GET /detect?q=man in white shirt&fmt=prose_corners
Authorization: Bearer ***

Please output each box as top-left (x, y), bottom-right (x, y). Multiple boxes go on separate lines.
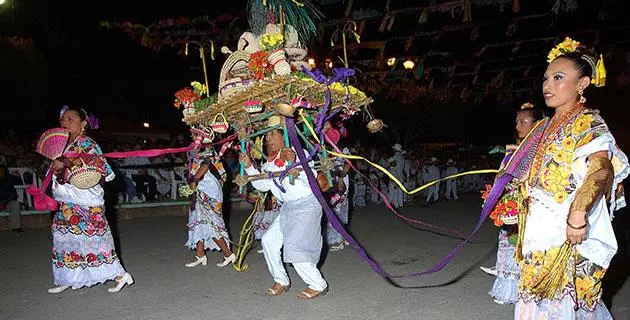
top-left (241, 116), bottom-right (327, 300)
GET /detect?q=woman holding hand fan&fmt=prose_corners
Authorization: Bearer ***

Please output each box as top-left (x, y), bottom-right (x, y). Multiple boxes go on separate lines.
top-left (43, 106), bottom-right (133, 294)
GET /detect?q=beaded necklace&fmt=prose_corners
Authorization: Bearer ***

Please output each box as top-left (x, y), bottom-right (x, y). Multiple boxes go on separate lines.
top-left (528, 102), bottom-right (584, 186)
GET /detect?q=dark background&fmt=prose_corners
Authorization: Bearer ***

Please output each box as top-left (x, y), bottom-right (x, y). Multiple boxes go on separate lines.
top-left (1, 0), bottom-right (629, 146)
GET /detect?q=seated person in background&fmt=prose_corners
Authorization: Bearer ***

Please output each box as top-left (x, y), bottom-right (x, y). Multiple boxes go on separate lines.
top-left (0, 165), bottom-right (22, 233)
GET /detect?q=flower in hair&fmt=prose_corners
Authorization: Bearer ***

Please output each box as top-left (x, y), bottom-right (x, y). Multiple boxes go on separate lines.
top-left (520, 102), bottom-right (534, 109)
top-left (547, 37), bottom-right (581, 63)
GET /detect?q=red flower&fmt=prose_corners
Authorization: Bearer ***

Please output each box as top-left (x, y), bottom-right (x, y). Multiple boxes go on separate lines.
top-left (86, 253), bottom-right (97, 263)
top-left (68, 215), bottom-right (80, 225)
top-left (70, 251), bottom-right (81, 262)
top-left (274, 158), bottom-right (286, 167)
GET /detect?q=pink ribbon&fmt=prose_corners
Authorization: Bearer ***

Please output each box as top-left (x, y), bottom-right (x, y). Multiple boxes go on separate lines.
top-left (66, 133), bottom-right (239, 160)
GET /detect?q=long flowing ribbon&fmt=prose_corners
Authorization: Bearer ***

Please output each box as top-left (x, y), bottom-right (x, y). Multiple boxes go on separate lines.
top-left (291, 110), bottom-right (545, 280)
top-left (324, 134), bottom-right (465, 237)
top-left (299, 110), bottom-right (498, 195)
top-left (66, 133), bottom-right (238, 159)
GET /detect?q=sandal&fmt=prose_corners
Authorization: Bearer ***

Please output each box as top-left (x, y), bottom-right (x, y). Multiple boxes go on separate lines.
top-left (266, 282), bottom-right (290, 296)
top-left (297, 287), bottom-right (328, 300)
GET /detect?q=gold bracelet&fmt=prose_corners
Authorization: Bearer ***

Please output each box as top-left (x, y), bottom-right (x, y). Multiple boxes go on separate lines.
top-left (566, 219), bottom-right (588, 230)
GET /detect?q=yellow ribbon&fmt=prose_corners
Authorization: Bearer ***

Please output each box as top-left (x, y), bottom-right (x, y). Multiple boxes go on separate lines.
top-left (232, 194), bottom-right (265, 272)
top-left (200, 48), bottom-right (210, 98)
top-left (592, 54), bottom-right (606, 87)
top-left (298, 110), bottom-right (499, 195)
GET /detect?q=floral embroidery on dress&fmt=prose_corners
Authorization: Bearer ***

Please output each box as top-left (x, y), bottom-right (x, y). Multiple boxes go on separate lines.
top-left (535, 110), bottom-right (608, 203)
top-left (519, 247), bottom-right (606, 311)
top-left (51, 249), bottom-right (118, 269)
top-left (52, 203), bottom-right (109, 237)
top-left (187, 191), bottom-right (226, 234)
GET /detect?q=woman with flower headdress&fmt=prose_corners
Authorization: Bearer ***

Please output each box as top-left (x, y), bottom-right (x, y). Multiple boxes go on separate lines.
top-left (479, 102), bottom-right (543, 305)
top-left (48, 106), bottom-right (133, 294)
top-left (515, 38), bottom-right (629, 319)
top-left (184, 147), bottom-right (235, 268)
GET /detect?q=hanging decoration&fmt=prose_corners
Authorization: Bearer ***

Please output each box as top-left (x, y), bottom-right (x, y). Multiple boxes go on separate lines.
top-left (330, 21), bottom-right (361, 68)
top-left (99, 14), bottom-right (239, 53)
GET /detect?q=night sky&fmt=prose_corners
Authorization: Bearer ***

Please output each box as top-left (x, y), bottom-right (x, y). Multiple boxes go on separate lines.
top-left (2, 0), bottom-right (629, 146)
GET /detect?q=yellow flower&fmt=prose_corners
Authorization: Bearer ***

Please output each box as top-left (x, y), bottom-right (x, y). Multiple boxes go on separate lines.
top-left (191, 81), bottom-right (207, 95)
top-left (561, 136), bottom-right (576, 152)
top-left (572, 115), bottom-right (592, 136)
top-left (553, 149), bottom-right (569, 164)
top-left (547, 37), bottom-right (581, 63)
top-left (540, 163), bottom-right (570, 195)
top-left (576, 276), bottom-right (595, 300)
top-left (260, 33), bottom-right (284, 49)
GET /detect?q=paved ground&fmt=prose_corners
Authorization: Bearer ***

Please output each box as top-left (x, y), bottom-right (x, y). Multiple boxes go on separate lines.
top-left (1, 194), bottom-right (628, 320)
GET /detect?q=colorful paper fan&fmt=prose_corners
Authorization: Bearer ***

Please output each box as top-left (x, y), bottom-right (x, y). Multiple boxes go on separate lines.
top-left (36, 128), bottom-right (70, 160)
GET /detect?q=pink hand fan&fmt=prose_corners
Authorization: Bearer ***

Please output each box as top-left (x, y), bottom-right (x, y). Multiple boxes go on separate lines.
top-left (36, 128), bottom-right (69, 160)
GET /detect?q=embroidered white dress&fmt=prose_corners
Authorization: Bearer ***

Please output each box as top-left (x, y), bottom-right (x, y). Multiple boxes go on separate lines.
top-left (516, 109), bottom-right (629, 319)
top-left (185, 156), bottom-right (230, 251)
top-left (51, 136), bottom-right (124, 288)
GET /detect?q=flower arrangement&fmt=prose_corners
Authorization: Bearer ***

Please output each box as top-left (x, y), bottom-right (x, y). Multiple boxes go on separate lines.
top-left (547, 37), bottom-right (581, 63)
top-left (481, 183), bottom-right (520, 227)
top-left (173, 87), bottom-right (200, 109)
top-left (190, 81), bottom-right (207, 96)
top-left (248, 51), bottom-right (274, 80)
top-left (259, 33), bottom-right (284, 51)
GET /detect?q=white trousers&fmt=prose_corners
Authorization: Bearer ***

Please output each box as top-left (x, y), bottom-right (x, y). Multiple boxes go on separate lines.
top-left (445, 181), bottom-right (458, 200)
top-left (387, 180), bottom-right (404, 208)
top-left (426, 184), bottom-right (440, 202)
top-left (261, 214), bottom-right (328, 291)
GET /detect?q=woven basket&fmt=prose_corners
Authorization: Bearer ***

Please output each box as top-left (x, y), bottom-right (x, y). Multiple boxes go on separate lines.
top-left (69, 165), bottom-right (102, 189)
top-left (243, 100), bottom-right (264, 113)
top-left (36, 128), bottom-right (70, 160)
top-left (367, 119), bottom-right (385, 133)
top-left (268, 49), bottom-right (291, 76)
top-left (210, 113), bottom-right (229, 133)
top-left (182, 102), bottom-right (196, 118)
top-left (219, 78), bottom-right (254, 100)
top-left (190, 126), bottom-right (215, 144)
